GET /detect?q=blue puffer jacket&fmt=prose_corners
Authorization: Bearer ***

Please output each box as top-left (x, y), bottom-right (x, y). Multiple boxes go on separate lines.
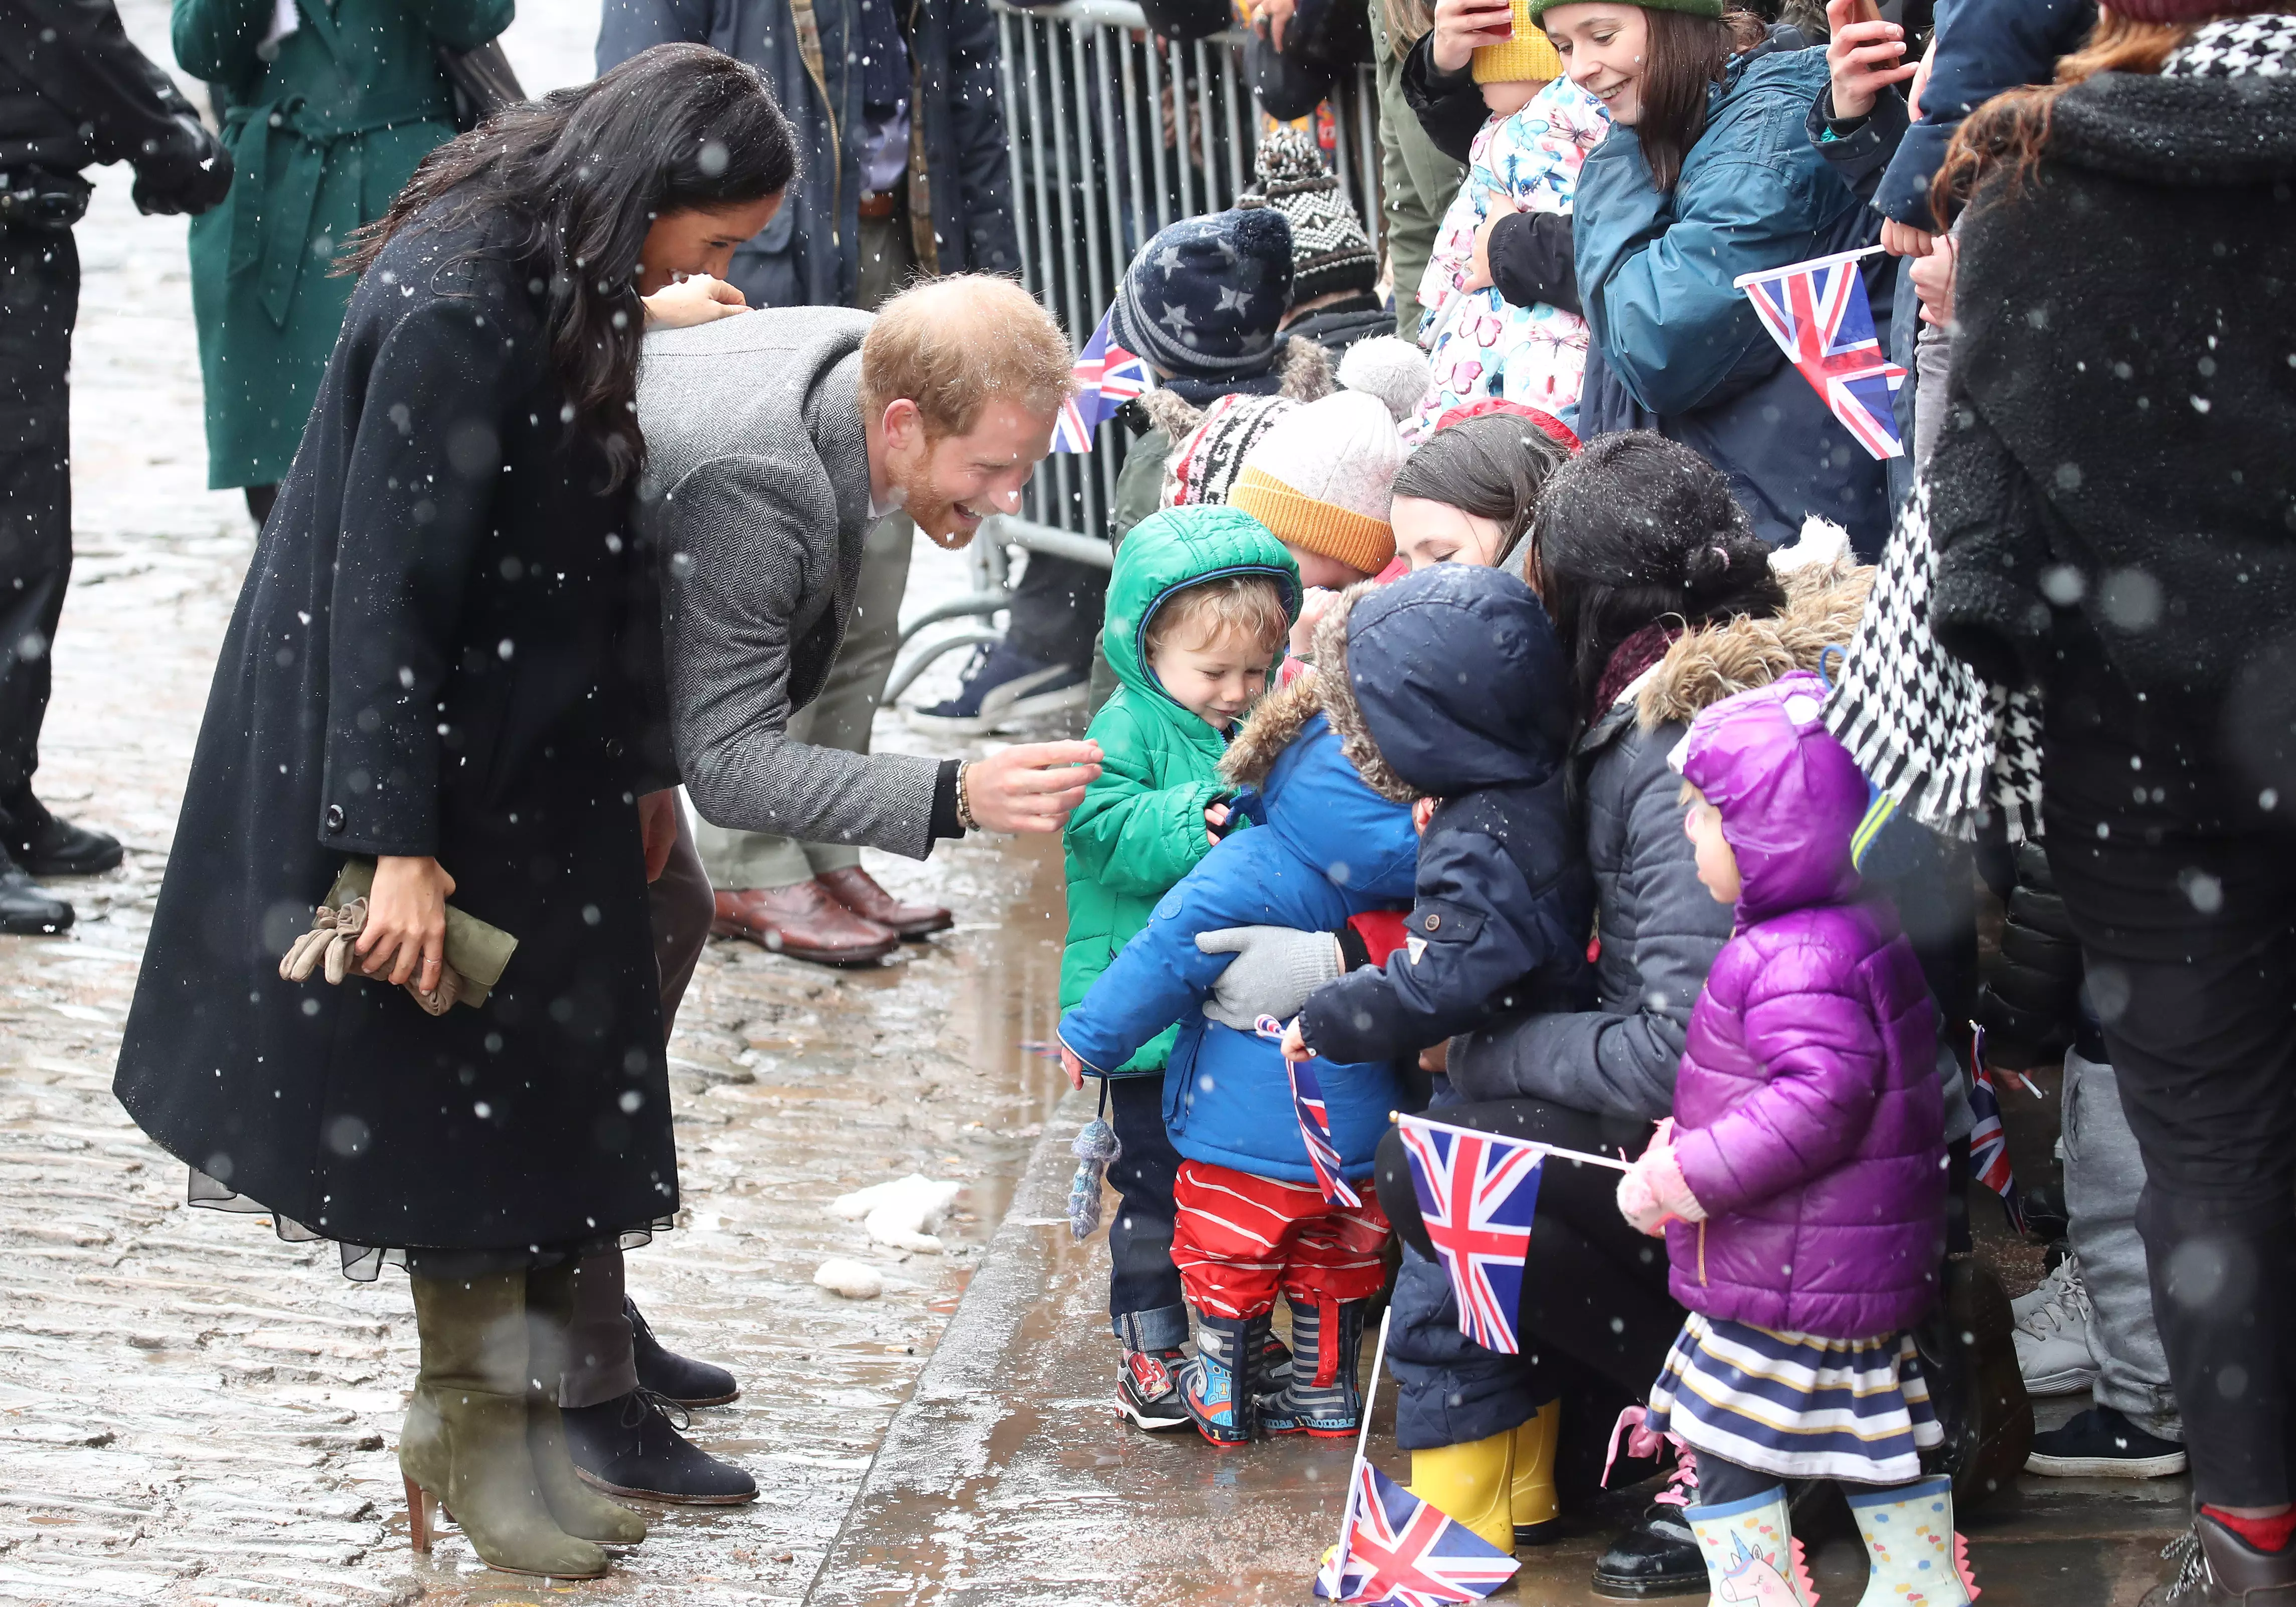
top-left (1297, 566), bottom-right (1594, 1064)
top-left (1574, 36), bottom-right (1891, 550)
top-left (1057, 695), bottom-right (1419, 1185)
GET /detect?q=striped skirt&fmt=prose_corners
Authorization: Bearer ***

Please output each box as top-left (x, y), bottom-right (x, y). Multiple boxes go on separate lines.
top-left (1644, 1314), bottom-right (1942, 1484)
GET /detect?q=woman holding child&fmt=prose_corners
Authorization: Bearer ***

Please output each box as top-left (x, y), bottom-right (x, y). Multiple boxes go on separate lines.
top-left (1406, 0), bottom-right (1894, 550)
top-left (114, 47), bottom-right (793, 1580)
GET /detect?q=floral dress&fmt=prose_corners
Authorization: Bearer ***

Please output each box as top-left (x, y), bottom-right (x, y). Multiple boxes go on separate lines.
top-left (1413, 79), bottom-right (1610, 431)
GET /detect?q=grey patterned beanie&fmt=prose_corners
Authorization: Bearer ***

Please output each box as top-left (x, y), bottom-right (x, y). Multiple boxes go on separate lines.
top-left (1243, 128), bottom-right (1380, 305)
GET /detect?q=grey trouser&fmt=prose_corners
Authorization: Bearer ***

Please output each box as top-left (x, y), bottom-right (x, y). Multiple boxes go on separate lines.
top-left (563, 805), bottom-right (715, 1407)
top-left (692, 508), bottom-right (915, 890)
top-left (2063, 1046), bottom-right (2184, 1442)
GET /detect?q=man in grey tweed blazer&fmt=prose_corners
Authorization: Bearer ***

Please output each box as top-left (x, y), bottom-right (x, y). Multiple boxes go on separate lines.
top-left (555, 279), bottom-right (1102, 1506)
top-left (635, 277), bottom-right (1100, 862)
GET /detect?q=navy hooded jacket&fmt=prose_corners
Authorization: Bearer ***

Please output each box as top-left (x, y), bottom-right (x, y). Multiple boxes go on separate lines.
top-left (1299, 566), bottom-right (1594, 1065)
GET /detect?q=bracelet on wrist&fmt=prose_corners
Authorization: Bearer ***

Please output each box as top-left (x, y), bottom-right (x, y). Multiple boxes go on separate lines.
top-left (955, 761), bottom-right (980, 833)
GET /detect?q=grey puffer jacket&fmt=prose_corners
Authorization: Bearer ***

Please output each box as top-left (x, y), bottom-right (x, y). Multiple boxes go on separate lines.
top-left (1448, 537), bottom-right (1873, 1121)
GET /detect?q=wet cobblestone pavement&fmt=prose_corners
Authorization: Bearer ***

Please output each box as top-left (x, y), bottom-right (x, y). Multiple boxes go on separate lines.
top-left (0, 10), bottom-right (1068, 1600)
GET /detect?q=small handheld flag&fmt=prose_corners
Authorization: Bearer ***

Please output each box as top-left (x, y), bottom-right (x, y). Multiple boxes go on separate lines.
top-left (1734, 246), bottom-right (1907, 460)
top-left (1967, 1024), bottom-right (2029, 1235)
top-left (1396, 1114), bottom-right (1545, 1355)
top-left (1315, 1461), bottom-right (1521, 1606)
top-left (1288, 1057), bottom-right (1363, 1209)
top-left (1052, 307), bottom-right (1152, 453)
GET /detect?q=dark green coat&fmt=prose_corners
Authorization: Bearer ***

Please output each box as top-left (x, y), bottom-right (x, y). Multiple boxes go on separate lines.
top-left (177, 0), bottom-right (509, 490)
top-left (1059, 507), bottom-right (1298, 1075)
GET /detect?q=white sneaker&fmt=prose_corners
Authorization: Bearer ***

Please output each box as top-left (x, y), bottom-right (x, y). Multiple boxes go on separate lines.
top-left (2011, 1254), bottom-right (2080, 1325)
top-left (2014, 1260), bottom-right (2100, 1395)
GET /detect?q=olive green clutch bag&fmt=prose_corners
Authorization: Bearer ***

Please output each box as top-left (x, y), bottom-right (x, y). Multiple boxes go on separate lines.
top-left (275, 858), bottom-right (519, 1015)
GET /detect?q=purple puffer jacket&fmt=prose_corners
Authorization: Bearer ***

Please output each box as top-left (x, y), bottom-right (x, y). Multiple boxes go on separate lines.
top-left (1665, 671), bottom-right (1945, 1340)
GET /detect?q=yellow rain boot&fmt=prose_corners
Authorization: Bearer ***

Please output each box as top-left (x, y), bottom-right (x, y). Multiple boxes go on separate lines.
top-left (1510, 1398), bottom-right (1563, 1546)
top-left (1407, 1429), bottom-right (1517, 1554)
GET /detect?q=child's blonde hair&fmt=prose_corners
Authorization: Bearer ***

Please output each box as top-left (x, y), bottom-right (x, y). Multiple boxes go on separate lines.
top-left (1144, 574), bottom-right (1292, 662)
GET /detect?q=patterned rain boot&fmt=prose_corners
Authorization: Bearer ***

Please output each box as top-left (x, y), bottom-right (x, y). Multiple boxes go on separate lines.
top-left (1845, 1476), bottom-right (1979, 1605)
top-left (1511, 1398), bottom-right (1563, 1546)
top-left (1179, 1309), bottom-right (1266, 1449)
top-left (1686, 1484), bottom-right (1820, 1606)
top-left (1267, 1298), bottom-right (1367, 1437)
top-left (1406, 1428), bottom-right (1517, 1555)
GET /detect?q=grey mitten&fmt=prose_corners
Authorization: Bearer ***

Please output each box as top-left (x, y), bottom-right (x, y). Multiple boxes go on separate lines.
top-left (1194, 925), bottom-right (1344, 1031)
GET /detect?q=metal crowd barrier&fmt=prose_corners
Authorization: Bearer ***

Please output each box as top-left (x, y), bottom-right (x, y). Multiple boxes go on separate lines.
top-left (890, 1), bottom-right (1383, 707)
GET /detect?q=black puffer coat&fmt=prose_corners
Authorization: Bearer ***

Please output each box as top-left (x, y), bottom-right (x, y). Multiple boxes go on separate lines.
top-left (114, 215), bottom-right (677, 1257)
top-left (1929, 67), bottom-right (2296, 707)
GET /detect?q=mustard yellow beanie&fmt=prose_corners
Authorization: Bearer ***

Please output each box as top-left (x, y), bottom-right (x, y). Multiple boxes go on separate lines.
top-left (1472, 0), bottom-right (1563, 82)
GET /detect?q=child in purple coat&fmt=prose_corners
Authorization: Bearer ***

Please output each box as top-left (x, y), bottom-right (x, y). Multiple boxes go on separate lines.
top-left (1613, 671), bottom-right (1976, 1607)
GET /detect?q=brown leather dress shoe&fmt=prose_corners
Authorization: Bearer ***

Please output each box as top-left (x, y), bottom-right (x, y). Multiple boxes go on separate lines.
top-left (815, 866), bottom-right (955, 939)
top-left (710, 882), bottom-right (898, 966)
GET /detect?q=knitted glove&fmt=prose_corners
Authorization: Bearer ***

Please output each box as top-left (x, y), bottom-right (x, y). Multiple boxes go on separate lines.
top-left (1617, 1120), bottom-right (1707, 1237)
top-left (1195, 925), bottom-right (1344, 1030)
top-left (1066, 1116), bottom-right (1122, 1242)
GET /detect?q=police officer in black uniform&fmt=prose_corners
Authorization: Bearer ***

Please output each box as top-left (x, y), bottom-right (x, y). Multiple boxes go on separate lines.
top-left (0, 0), bottom-right (230, 933)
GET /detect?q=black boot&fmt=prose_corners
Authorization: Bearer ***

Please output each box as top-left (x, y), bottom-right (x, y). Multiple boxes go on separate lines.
top-left (0, 844), bottom-right (72, 935)
top-left (562, 1389), bottom-right (757, 1505)
top-left (1591, 1456), bottom-right (1707, 1598)
top-left (1915, 1252), bottom-right (2033, 1511)
top-left (627, 1299), bottom-right (739, 1407)
top-left (3, 792), bottom-right (122, 877)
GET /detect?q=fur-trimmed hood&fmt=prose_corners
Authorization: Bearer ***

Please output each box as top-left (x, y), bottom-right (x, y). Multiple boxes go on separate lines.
top-left (1137, 337), bottom-right (1336, 442)
top-left (1220, 670), bottom-right (1324, 791)
top-left (1635, 519), bottom-right (1872, 732)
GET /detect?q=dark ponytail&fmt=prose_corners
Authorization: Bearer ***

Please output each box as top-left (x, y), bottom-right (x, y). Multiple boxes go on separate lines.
top-left (344, 44), bottom-right (796, 492)
top-left (1530, 431), bottom-right (1783, 712)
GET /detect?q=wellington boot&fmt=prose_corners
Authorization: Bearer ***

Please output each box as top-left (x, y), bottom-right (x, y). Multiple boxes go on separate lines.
top-left (1510, 1398), bottom-right (1562, 1545)
top-left (524, 1265), bottom-right (647, 1546)
top-left (1407, 1428), bottom-right (1516, 1555)
top-left (401, 1271), bottom-right (608, 1580)
top-left (1846, 1476), bottom-right (1977, 1606)
top-left (1686, 1483), bottom-right (1819, 1607)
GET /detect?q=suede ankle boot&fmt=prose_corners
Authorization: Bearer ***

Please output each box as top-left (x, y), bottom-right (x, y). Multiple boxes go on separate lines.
top-left (524, 1265), bottom-right (646, 1547)
top-left (401, 1270), bottom-right (607, 1579)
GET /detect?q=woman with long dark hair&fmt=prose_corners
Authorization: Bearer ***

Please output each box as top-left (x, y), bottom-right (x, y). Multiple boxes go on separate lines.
top-left (114, 44), bottom-right (794, 1580)
top-left (1903, 9), bottom-right (2296, 1595)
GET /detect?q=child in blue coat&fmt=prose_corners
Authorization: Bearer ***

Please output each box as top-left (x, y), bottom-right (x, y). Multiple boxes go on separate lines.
top-left (1059, 675), bottom-right (1419, 1446)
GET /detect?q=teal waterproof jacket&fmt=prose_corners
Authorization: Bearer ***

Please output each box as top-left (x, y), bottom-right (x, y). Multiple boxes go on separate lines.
top-left (1059, 507), bottom-right (1299, 1075)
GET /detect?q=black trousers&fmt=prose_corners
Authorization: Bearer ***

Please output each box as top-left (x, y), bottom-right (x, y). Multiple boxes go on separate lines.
top-left (0, 224), bottom-right (76, 802)
top-left (1374, 1096), bottom-right (1683, 1398)
top-left (1105, 1073), bottom-right (1188, 1351)
top-left (2042, 637), bottom-right (2296, 1509)
top-left (1003, 552), bottom-right (1107, 671)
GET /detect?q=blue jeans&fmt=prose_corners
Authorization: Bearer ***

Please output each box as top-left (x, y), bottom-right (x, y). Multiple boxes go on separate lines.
top-left (1106, 1074), bottom-right (1188, 1352)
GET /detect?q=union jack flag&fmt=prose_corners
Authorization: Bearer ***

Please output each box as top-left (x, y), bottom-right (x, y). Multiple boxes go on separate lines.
top-left (1968, 1025), bottom-right (2028, 1234)
top-left (1397, 1115), bottom-right (1544, 1354)
top-left (1734, 246), bottom-right (1907, 460)
top-left (1051, 307), bottom-right (1152, 453)
top-left (1288, 1057), bottom-right (1363, 1209)
top-left (1315, 1460), bottom-right (1519, 1606)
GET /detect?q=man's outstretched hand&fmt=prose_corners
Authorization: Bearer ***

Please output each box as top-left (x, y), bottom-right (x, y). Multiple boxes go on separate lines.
top-left (965, 741), bottom-right (1103, 834)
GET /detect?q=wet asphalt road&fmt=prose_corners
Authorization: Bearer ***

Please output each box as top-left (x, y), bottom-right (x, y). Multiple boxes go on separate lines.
top-left (0, 7), bottom-right (1071, 1601)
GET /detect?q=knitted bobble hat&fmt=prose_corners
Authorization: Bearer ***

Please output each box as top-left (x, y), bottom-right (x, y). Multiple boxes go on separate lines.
top-left (1110, 208), bottom-right (1295, 389)
top-left (1241, 128), bottom-right (1379, 304)
top-left (1473, 0), bottom-right (1564, 81)
top-left (1228, 338), bottom-right (1429, 577)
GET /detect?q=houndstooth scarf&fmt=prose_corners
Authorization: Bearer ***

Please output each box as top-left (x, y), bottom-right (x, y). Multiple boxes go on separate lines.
top-left (1822, 482), bottom-right (2045, 842)
top-left (2162, 12), bottom-right (2295, 76)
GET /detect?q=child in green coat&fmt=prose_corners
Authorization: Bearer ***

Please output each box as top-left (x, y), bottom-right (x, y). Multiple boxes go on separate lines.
top-left (1062, 505), bottom-right (1298, 1432)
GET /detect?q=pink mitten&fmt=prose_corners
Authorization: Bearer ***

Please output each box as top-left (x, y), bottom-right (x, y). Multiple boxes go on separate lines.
top-left (1617, 1123), bottom-right (1707, 1236)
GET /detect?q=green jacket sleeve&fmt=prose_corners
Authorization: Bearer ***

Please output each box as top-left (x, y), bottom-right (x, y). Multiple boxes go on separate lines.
top-left (1065, 705), bottom-right (1224, 898)
top-left (173, 0), bottom-right (271, 85)
top-left (406, 0), bottom-right (515, 52)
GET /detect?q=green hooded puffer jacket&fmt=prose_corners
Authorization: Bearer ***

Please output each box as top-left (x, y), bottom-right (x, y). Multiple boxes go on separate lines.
top-left (1060, 506), bottom-right (1300, 1074)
